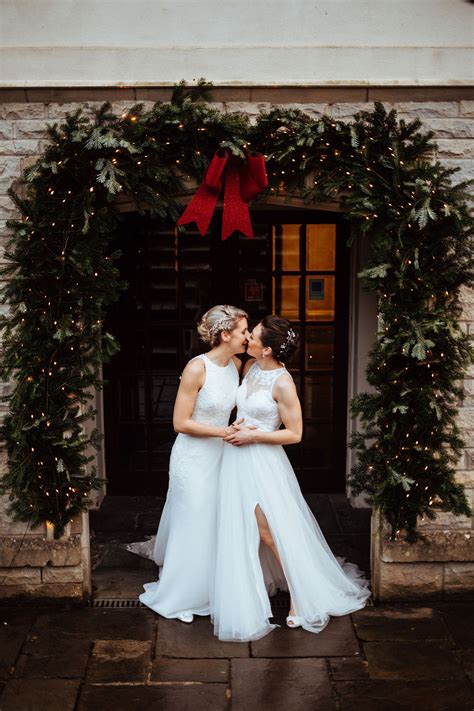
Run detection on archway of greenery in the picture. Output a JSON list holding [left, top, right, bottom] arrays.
[[1, 82, 472, 541]]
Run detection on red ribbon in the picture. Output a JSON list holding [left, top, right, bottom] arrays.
[[177, 149, 268, 240]]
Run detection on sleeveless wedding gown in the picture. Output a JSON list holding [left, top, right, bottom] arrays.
[[211, 361, 371, 642], [138, 353, 239, 619]]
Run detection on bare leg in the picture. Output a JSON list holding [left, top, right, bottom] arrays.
[[255, 505, 297, 618]]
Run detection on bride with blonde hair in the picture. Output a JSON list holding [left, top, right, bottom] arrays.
[[138, 304, 249, 623]]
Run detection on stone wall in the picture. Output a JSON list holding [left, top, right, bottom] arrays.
[[0, 89, 472, 600]]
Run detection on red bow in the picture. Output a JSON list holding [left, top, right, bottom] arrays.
[[177, 149, 268, 240]]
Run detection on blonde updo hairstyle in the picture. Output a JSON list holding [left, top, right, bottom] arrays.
[[197, 304, 248, 348]]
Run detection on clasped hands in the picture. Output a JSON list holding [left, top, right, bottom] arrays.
[[223, 418, 258, 446]]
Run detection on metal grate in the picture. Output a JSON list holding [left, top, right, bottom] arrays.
[[91, 598, 146, 609]]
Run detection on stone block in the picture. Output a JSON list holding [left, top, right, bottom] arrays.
[[282, 103, 330, 118], [224, 101, 271, 120], [0, 582, 83, 599], [335, 679, 473, 711], [252, 615, 359, 657], [394, 102, 459, 118], [46, 101, 103, 119], [0, 139, 40, 156], [0, 123, 13, 141], [0, 567, 41, 584], [377, 561, 443, 600], [151, 658, 229, 682], [0, 104, 46, 120], [421, 118, 474, 139], [78, 684, 228, 711], [0, 195, 19, 220], [352, 606, 450, 642], [330, 102, 373, 119], [42, 564, 83, 583], [443, 562, 474, 595], [0, 495, 46, 535], [460, 100, 474, 117], [14, 120, 49, 139], [438, 158, 474, 184], [156, 616, 248, 659], [436, 139, 474, 159], [0, 534, 82, 567]]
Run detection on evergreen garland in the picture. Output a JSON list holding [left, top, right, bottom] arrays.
[[1, 81, 472, 540]]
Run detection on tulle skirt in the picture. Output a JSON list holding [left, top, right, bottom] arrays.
[[211, 441, 371, 642]]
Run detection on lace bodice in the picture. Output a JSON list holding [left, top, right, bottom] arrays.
[[236, 361, 288, 432], [191, 353, 239, 426]]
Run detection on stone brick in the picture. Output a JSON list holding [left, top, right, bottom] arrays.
[[46, 101, 103, 119], [443, 562, 474, 594], [42, 564, 83, 583], [224, 101, 271, 120], [282, 103, 331, 118], [352, 607, 450, 642], [0, 567, 41, 584], [435, 139, 474, 159], [151, 658, 229, 682], [0, 195, 19, 220], [460, 100, 474, 117], [0, 534, 82, 567], [0, 122, 13, 140], [377, 561, 443, 600], [0, 139, 41, 156], [14, 120, 49, 139], [0, 157, 20, 180], [380, 529, 473, 563], [394, 102, 459, 118], [0, 103, 46, 120], [362, 641, 465, 680], [330, 102, 375, 119], [0, 495, 46, 536], [438, 158, 474, 184], [421, 118, 474, 139]]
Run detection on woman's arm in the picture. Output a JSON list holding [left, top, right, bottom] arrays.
[[173, 359, 234, 438], [224, 373, 303, 446]]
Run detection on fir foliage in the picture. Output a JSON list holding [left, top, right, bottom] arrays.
[[1, 83, 472, 540]]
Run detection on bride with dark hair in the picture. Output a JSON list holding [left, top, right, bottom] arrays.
[[211, 315, 371, 642]]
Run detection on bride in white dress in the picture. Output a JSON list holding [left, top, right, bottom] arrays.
[[138, 305, 249, 623], [211, 315, 371, 641]]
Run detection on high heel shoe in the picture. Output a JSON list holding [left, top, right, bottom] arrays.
[[177, 612, 194, 623], [286, 615, 303, 628]]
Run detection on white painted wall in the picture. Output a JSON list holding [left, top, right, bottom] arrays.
[[1, 0, 473, 86]]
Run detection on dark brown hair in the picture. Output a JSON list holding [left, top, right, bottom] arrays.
[[260, 315, 299, 364]]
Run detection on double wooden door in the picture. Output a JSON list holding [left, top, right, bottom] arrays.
[[103, 210, 350, 495]]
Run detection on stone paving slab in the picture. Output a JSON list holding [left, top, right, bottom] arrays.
[[29, 607, 156, 640], [362, 641, 466, 680], [151, 657, 229, 682], [85, 639, 152, 683], [156, 616, 249, 658], [435, 604, 474, 648], [232, 658, 336, 710], [328, 655, 370, 680], [251, 615, 359, 657], [14, 630, 91, 678], [77, 683, 229, 711], [352, 606, 452, 642], [335, 679, 473, 711], [0, 678, 80, 711]]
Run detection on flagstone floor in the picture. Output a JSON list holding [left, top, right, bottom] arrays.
[[0, 497, 472, 709]]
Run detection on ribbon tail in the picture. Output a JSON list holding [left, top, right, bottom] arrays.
[[222, 163, 253, 240], [177, 151, 228, 237], [239, 152, 269, 203]]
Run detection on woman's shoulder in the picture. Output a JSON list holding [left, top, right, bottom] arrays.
[[181, 355, 206, 382], [272, 369, 296, 394], [242, 358, 257, 376]]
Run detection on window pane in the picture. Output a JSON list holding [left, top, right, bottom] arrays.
[[151, 375, 178, 421], [306, 224, 336, 271], [306, 275, 335, 321], [273, 276, 299, 321], [306, 326, 334, 371], [239, 226, 269, 272], [273, 224, 300, 271], [304, 375, 333, 420], [151, 327, 178, 370]]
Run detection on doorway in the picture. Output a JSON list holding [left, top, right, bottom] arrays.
[[103, 209, 350, 495]]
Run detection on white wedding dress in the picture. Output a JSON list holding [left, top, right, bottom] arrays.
[[138, 353, 239, 619], [211, 361, 371, 642]]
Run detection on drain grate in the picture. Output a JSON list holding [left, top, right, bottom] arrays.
[[91, 598, 146, 608]]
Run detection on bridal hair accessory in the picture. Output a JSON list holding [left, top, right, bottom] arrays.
[[278, 328, 296, 357], [209, 316, 233, 335]]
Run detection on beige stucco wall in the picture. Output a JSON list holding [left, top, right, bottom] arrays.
[[0, 93, 472, 599], [1, 0, 473, 87]]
